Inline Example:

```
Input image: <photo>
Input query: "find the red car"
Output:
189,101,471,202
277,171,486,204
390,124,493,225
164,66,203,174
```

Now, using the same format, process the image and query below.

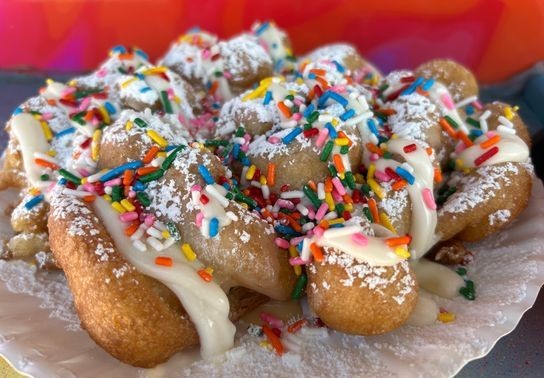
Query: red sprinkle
403,143,417,153
200,194,209,205
155,256,173,267
475,146,499,166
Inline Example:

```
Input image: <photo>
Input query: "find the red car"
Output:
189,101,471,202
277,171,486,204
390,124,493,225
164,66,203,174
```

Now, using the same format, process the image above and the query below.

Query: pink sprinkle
315,128,329,148
78,97,91,112
292,113,302,121
41,112,53,120
455,142,466,154
374,170,391,183
440,93,455,110
195,212,204,227
191,184,202,192
61,86,76,97
315,203,329,221
422,188,437,210
96,67,107,78
277,199,295,210
293,99,304,106
307,207,316,220
223,71,232,79
240,144,249,152
268,136,280,144
82,183,96,193
351,233,368,246
332,190,343,202
289,256,307,266
472,100,484,110
486,131,497,138
128,190,136,198
144,215,155,226
120,211,138,222
104,178,121,187
313,226,325,238
201,49,211,59
290,236,306,246
275,237,290,249
331,177,346,196
260,312,284,329
370,153,380,161
330,85,346,93
46,181,56,193
166,87,175,99
77,168,90,177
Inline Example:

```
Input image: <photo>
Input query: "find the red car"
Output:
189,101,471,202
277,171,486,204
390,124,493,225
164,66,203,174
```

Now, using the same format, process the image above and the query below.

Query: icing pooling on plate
93,197,236,359
410,259,465,298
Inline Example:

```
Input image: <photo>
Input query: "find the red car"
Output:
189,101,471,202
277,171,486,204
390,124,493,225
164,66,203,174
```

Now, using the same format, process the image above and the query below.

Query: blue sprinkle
297,241,303,252
100,161,143,182
282,127,302,144
209,217,219,237
232,143,240,159
325,123,337,139
333,60,345,73
24,194,44,210
58,178,67,185
55,127,76,138
140,87,152,93
367,118,379,137
165,145,179,152
470,129,484,138
340,108,355,121
396,166,415,185
329,223,345,228
329,91,348,108
317,91,331,108
274,224,299,236
104,101,116,115
133,180,146,191
222,183,230,191
198,165,215,185
402,77,424,95
135,49,149,61
308,72,316,80
271,43,278,49
212,103,221,109
303,104,315,118
254,21,270,36
421,78,435,91
188,26,201,33
135,73,145,80
241,157,251,166
12,107,23,116
274,60,284,72
111,45,127,54
465,105,475,115
263,91,272,105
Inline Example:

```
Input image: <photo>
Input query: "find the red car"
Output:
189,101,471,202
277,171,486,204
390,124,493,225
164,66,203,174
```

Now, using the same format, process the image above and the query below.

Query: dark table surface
0,71,543,377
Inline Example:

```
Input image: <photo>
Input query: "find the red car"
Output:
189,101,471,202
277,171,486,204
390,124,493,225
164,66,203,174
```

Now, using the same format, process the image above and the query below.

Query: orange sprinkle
83,195,96,203
307,88,315,101
342,193,353,204
34,158,59,170
198,269,213,282
426,147,434,156
307,180,317,192
243,189,251,196
333,154,345,173
309,68,327,76
279,213,302,233
365,142,384,156
457,131,473,147
46,99,56,106
209,81,219,95
416,87,429,96
143,145,160,164
137,166,159,176
385,235,412,247
155,256,173,267
480,134,501,149
337,131,352,146
315,76,329,89
434,167,443,183
290,212,302,220
310,243,324,262
267,163,276,186
318,220,330,229
262,325,284,356
379,108,397,116
439,118,457,138
392,180,407,191
84,110,94,121
287,319,307,333
118,52,135,60
277,102,292,118
124,222,140,236
261,208,274,222
368,198,380,225
123,170,134,186
324,177,333,193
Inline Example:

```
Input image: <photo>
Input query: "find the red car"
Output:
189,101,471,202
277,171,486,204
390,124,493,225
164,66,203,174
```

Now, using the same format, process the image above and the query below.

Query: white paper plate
1,179,543,378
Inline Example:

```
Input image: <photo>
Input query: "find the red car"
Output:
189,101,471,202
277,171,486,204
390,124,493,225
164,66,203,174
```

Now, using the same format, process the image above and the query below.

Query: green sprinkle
58,169,81,185
235,192,257,208
204,140,229,147
291,273,307,300
307,111,319,124
303,123,312,131
361,184,371,196
328,164,338,177
363,206,373,222
225,192,234,200
456,267,467,276
466,117,480,128
160,90,173,114
460,286,475,301
382,151,393,159
303,185,321,208
345,171,355,189
285,94,295,101
161,146,184,170
40,174,50,181
444,115,459,129
166,222,181,241
136,192,151,207
335,203,345,215
139,169,164,183
320,141,334,162
111,186,122,202
134,117,148,128
339,145,350,154
235,127,245,137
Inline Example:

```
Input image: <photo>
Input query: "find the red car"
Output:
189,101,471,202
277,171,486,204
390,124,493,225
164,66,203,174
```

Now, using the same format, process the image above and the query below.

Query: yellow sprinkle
81,178,88,184
162,230,170,239
366,164,376,181
120,199,135,212
125,120,133,131
47,150,56,157
98,106,111,124
157,152,167,158
390,134,399,140
354,173,366,184
394,246,410,259
367,178,385,199
91,129,102,161
259,341,271,349
259,175,267,185
504,106,514,120
288,246,302,276
181,243,197,261
40,121,53,141
246,165,257,180
240,202,249,209
325,192,335,211
512,105,519,112
45,78,54,85
379,212,397,234
111,201,126,213
146,129,168,148
455,159,464,170
173,95,181,104
204,266,214,275
295,77,304,85
328,218,345,225
68,79,77,86
242,84,268,101
102,194,112,202
344,203,353,212
334,137,349,146
142,66,167,75
29,187,41,196
331,118,339,126
438,312,456,323
121,77,138,88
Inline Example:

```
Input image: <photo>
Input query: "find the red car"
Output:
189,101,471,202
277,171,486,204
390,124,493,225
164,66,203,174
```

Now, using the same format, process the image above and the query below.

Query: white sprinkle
205,184,230,207
400,162,414,174
261,184,270,199
323,211,338,220
497,125,516,135
226,211,239,222
280,190,304,199
146,227,163,239
302,222,315,232
317,183,326,200
147,237,164,251
296,203,309,216
133,239,147,252
455,95,478,109
498,116,514,128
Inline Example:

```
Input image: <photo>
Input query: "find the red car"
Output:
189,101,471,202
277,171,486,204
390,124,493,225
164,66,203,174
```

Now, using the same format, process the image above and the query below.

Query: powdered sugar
488,209,511,226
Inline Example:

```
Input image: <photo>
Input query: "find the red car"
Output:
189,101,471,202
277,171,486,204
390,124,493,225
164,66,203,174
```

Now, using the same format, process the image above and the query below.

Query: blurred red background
1,0,543,83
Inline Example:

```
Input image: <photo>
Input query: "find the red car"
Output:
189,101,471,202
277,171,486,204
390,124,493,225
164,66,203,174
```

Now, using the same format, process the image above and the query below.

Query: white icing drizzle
427,81,469,133
376,138,438,259
405,291,439,326
93,197,235,359
253,22,290,64
10,113,51,188
191,183,234,238
410,259,464,298
457,130,529,168
315,225,403,267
